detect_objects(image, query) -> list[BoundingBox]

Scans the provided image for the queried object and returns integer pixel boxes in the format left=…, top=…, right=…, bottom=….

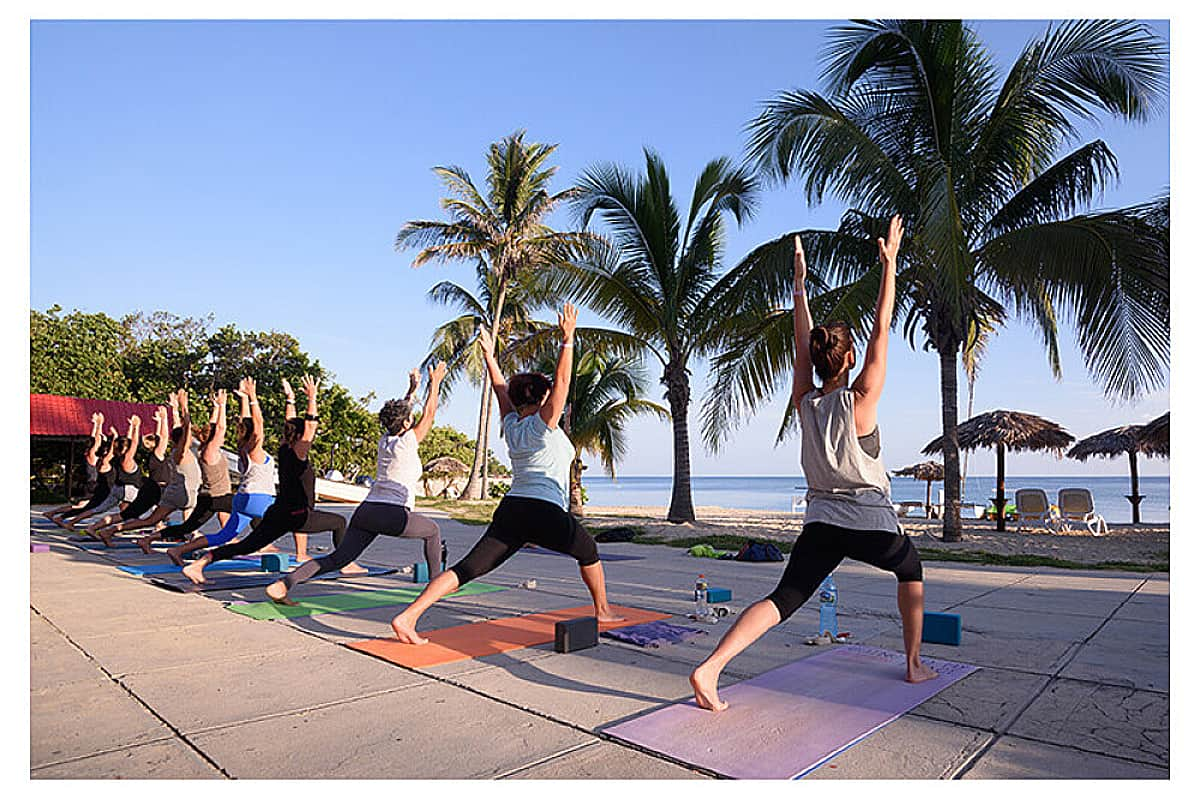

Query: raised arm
left=242, top=377, right=264, bottom=452
left=153, top=406, right=170, bottom=459
left=292, top=375, right=319, bottom=461
left=404, top=368, right=421, bottom=403
left=412, top=361, right=447, bottom=443
left=122, top=416, right=141, bottom=472
left=791, top=234, right=816, bottom=410
left=85, top=413, right=103, bottom=464
left=851, top=215, right=902, bottom=413
left=173, top=390, right=192, bottom=464
left=477, top=328, right=515, bottom=418
left=540, top=302, right=576, bottom=429
left=201, top=390, right=227, bottom=461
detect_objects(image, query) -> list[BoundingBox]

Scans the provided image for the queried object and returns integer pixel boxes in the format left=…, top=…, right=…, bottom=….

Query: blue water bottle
left=818, top=575, right=838, bottom=637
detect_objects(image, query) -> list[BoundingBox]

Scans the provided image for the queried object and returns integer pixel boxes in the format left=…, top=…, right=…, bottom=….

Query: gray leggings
left=283, top=501, right=441, bottom=589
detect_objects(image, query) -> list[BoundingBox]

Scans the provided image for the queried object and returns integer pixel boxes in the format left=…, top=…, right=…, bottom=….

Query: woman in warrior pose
left=45, top=413, right=106, bottom=524
left=690, top=217, right=936, bottom=713
left=135, top=390, right=234, bottom=553
left=182, top=375, right=346, bottom=584
left=92, top=391, right=200, bottom=544
left=265, top=361, right=448, bottom=604
left=387, top=304, right=622, bottom=645
left=72, top=416, right=143, bottom=531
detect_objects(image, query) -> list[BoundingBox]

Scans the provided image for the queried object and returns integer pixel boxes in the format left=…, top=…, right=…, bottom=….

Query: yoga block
left=922, top=612, right=962, bottom=646
left=555, top=617, right=598, bottom=653
left=30, top=542, right=50, bottom=553
left=707, top=587, right=732, bottom=603
left=412, top=562, right=429, bottom=583
left=260, top=554, right=287, bottom=572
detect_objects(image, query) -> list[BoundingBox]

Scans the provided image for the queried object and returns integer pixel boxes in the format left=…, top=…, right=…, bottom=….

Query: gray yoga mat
left=604, top=644, right=977, bottom=779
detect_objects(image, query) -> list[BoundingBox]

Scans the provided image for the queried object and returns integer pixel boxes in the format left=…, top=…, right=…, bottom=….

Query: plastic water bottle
left=694, top=574, right=710, bottom=618
left=818, top=575, right=838, bottom=636
left=441, top=541, right=448, bottom=572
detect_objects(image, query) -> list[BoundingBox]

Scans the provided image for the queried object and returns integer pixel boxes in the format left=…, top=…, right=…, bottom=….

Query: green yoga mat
left=224, top=582, right=507, bottom=620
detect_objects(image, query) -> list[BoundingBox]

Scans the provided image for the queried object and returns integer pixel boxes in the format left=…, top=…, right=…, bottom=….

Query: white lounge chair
left=1058, top=488, right=1108, bottom=536
left=1014, top=488, right=1063, bottom=532
left=791, top=488, right=806, bottom=514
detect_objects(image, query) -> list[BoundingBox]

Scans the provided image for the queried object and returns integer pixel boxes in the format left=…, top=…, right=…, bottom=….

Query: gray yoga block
left=554, top=616, right=598, bottom=653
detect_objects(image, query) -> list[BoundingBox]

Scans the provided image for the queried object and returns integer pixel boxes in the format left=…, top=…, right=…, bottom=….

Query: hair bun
left=811, top=326, right=830, bottom=350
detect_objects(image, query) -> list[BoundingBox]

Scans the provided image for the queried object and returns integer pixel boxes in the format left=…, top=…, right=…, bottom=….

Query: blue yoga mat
left=149, top=565, right=397, bottom=593
left=119, top=555, right=301, bottom=576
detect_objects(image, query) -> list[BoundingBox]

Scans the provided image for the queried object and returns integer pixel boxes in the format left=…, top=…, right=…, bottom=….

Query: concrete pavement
left=29, top=506, right=1168, bottom=779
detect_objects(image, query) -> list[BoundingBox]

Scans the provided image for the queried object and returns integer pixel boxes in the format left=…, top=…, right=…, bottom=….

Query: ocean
left=580, top=474, right=1171, bottom=524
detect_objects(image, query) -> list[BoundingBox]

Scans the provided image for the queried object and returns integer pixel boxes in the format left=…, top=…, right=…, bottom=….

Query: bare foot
left=340, top=562, right=369, bottom=575
left=596, top=610, right=626, bottom=624
left=167, top=547, right=185, bottom=567
left=906, top=660, right=938, bottom=684
left=690, top=663, right=728, bottom=712
left=390, top=615, right=428, bottom=645
left=97, top=529, right=116, bottom=547
left=136, top=536, right=154, bottom=555
left=181, top=559, right=207, bottom=585
left=295, top=554, right=313, bottom=564
left=266, top=581, right=298, bottom=605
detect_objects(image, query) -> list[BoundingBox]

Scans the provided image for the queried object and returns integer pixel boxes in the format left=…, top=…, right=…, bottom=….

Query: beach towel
left=601, top=620, right=708, bottom=648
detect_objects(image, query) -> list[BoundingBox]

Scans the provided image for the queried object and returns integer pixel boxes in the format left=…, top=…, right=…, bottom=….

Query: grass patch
left=918, top=547, right=1169, bottom=573
left=416, top=498, right=500, bottom=526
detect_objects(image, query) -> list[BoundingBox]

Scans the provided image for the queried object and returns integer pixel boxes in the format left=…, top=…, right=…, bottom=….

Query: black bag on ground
left=734, top=541, right=785, bottom=562
left=594, top=526, right=639, bottom=543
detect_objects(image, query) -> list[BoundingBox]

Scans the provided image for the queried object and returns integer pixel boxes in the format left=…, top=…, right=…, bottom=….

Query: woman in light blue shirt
left=389, top=303, right=624, bottom=645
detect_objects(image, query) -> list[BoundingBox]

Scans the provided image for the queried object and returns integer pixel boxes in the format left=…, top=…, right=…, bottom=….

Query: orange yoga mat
left=347, top=604, right=671, bottom=668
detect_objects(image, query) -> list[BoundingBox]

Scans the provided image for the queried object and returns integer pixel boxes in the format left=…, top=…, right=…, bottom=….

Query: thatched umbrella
left=422, top=456, right=470, bottom=499
left=893, top=461, right=945, bottom=517
left=924, top=410, right=1074, bottom=532
left=1067, top=413, right=1169, bottom=523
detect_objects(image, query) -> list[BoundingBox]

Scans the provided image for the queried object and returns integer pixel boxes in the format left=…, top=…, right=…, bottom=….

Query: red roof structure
left=30, top=394, right=165, bottom=439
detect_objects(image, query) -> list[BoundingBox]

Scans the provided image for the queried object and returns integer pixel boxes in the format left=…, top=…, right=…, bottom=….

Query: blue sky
left=30, top=19, right=1170, bottom=478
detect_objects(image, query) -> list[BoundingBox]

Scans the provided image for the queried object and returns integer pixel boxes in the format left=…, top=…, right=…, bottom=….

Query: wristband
left=304, top=413, right=319, bottom=422
left=560, top=341, right=574, bottom=349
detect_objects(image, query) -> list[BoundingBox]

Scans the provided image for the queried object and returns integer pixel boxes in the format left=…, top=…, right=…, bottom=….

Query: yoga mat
left=148, top=566, right=397, bottom=594
left=348, top=604, right=670, bottom=668
left=66, top=535, right=173, bottom=550
left=118, top=554, right=301, bottom=576
left=604, top=644, right=977, bottom=779
left=519, top=547, right=644, bottom=562
left=225, top=582, right=507, bottom=620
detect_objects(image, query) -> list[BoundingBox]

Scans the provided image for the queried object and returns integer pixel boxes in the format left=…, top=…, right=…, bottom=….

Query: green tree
left=710, top=19, right=1168, bottom=540
left=396, top=130, right=589, bottom=499
left=416, top=425, right=508, bottom=477
left=30, top=306, right=130, bottom=399
left=546, top=150, right=757, bottom=522
left=120, top=310, right=213, bottom=403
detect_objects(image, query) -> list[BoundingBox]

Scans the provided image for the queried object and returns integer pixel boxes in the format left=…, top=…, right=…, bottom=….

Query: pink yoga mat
left=605, top=644, right=977, bottom=779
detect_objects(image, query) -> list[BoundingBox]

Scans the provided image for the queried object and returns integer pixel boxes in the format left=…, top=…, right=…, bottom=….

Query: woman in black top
left=182, top=375, right=347, bottom=584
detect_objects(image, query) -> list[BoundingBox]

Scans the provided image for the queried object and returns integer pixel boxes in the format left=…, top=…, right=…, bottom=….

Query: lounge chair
left=1014, top=488, right=1063, bottom=532
left=1058, top=488, right=1108, bottom=536
left=930, top=489, right=987, bottom=520
left=791, top=488, right=806, bottom=514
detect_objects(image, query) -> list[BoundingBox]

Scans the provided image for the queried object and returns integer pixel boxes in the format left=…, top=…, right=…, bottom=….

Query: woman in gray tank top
left=692, top=217, right=937, bottom=713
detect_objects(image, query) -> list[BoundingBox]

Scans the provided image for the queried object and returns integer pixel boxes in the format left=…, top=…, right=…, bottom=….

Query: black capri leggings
left=766, top=521, right=923, bottom=620
left=206, top=505, right=347, bottom=563
left=450, top=495, right=599, bottom=585
left=120, top=480, right=163, bottom=521
left=159, top=493, right=234, bottom=542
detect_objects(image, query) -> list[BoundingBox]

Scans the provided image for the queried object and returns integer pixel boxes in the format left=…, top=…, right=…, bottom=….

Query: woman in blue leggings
left=166, top=377, right=276, bottom=565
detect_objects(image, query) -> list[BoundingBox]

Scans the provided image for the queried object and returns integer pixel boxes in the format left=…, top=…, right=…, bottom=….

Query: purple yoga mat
left=605, top=644, right=977, bottom=779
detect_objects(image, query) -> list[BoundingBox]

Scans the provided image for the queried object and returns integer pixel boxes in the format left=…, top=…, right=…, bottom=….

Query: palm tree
left=705, top=20, right=1169, bottom=540
left=396, top=130, right=590, bottom=499
left=525, top=349, right=668, bottom=516
left=545, top=150, right=757, bottom=522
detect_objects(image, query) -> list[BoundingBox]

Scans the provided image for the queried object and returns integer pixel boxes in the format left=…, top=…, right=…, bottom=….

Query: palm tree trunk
left=664, top=358, right=695, bottom=523
left=459, top=378, right=491, bottom=500
left=569, top=454, right=585, bottom=518
left=938, top=344, right=963, bottom=541
left=459, top=279, right=509, bottom=500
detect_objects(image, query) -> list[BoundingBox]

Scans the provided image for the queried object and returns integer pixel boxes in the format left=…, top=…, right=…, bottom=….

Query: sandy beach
left=584, top=505, right=1170, bottom=567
